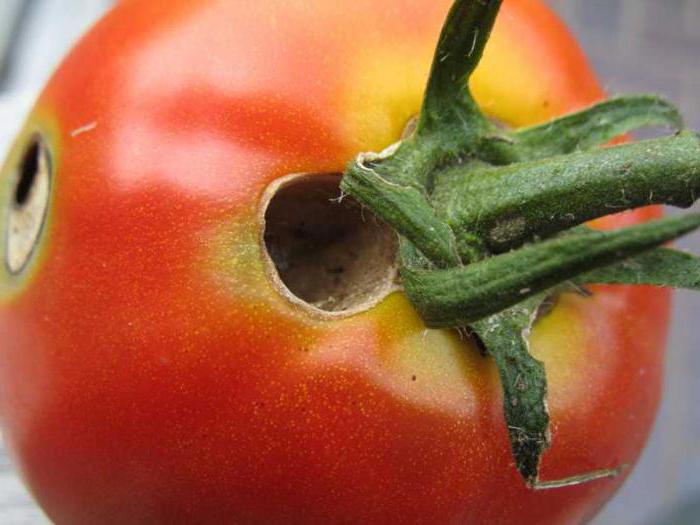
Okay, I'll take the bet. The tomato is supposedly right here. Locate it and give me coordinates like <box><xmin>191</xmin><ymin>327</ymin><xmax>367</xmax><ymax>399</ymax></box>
<box><xmin>0</xmin><ymin>1</ymin><xmax>669</xmax><ymax>524</ymax></box>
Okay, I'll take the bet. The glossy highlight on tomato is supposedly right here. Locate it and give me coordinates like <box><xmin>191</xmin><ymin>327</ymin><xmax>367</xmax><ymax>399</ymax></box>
<box><xmin>0</xmin><ymin>1</ymin><xmax>670</xmax><ymax>523</ymax></box>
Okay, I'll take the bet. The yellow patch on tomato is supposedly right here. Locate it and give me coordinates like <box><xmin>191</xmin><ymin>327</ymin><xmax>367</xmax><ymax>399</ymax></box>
<box><xmin>472</xmin><ymin>27</ymin><xmax>553</xmax><ymax>128</ymax></box>
<box><xmin>336</xmin><ymin>43</ymin><xmax>432</xmax><ymax>153</ymax></box>
<box><xmin>312</xmin><ymin>293</ymin><xmax>498</xmax><ymax>417</ymax></box>
<box><xmin>529</xmin><ymin>293</ymin><xmax>610</xmax><ymax>414</ymax></box>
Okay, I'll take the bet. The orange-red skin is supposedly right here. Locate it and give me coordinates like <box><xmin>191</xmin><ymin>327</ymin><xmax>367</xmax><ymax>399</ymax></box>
<box><xmin>0</xmin><ymin>1</ymin><xmax>669</xmax><ymax>524</ymax></box>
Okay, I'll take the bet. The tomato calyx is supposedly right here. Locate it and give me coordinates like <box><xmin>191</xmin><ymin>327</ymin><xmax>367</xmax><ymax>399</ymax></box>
<box><xmin>340</xmin><ymin>0</ymin><xmax>700</xmax><ymax>488</ymax></box>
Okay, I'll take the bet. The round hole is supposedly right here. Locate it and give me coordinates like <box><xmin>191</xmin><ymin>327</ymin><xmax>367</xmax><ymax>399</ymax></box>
<box><xmin>5</xmin><ymin>136</ymin><xmax>51</xmax><ymax>274</ymax></box>
<box><xmin>261</xmin><ymin>173</ymin><xmax>398</xmax><ymax>316</ymax></box>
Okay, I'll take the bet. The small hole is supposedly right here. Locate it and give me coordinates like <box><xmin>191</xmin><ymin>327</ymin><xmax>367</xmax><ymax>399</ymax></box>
<box><xmin>5</xmin><ymin>136</ymin><xmax>51</xmax><ymax>274</ymax></box>
<box><xmin>262</xmin><ymin>174</ymin><xmax>398</xmax><ymax>315</ymax></box>
<box><xmin>14</xmin><ymin>139</ymin><xmax>41</xmax><ymax>207</ymax></box>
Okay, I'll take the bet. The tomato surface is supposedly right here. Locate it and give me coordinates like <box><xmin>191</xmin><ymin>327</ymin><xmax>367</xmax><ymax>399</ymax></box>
<box><xmin>0</xmin><ymin>1</ymin><xmax>670</xmax><ymax>524</ymax></box>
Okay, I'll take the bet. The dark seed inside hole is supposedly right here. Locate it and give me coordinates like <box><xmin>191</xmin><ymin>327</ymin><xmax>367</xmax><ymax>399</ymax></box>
<box><xmin>14</xmin><ymin>139</ymin><xmax>41</xmax><ymax>207</ymax></box>
<box><xmin>263</xmin><ymin>174</ymin><xmax>398</xmax><ymax>313</ymax></box>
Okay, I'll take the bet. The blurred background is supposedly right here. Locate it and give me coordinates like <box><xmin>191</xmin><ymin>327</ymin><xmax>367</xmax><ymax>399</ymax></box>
<box><xmin>0</xmin><ymin>1</ymin><xmax>698</xmax><ymax>523</ymax></box>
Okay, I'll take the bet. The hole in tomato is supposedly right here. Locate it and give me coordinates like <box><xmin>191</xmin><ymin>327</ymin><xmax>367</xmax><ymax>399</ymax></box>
<box><xmin>6</xmin><ymin>136</ymin><xmax>51</xmax><ymax>275</ymax></box>
<box><xmin>261</xmin><ymin>173</ymin><xmax>398</xmax><ymax>316</ymax></box>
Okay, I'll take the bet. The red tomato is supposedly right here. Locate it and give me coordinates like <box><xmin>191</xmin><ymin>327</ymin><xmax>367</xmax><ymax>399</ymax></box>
<box><xmin>0</xmin><ymin>1</ymin><xmax>669</xmax><ymax>524</ymax></box>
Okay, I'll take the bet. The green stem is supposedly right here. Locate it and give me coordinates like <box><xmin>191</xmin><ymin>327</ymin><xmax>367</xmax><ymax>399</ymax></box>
<box><xmin>417</xmin><ymin>0</ymin><xmax>501</xmax><ymax>136</ymax></box>
<box><xmin>431</xmin><ymin>132</ymin><xmax>700</xmax><ymax>256</ymax></box>
<box><xmin>513</xmin><ymin>94</ymin><xmax>683</xmax><ymax>159</ymax></box>
<box><xmin>402</xmin><ymin>214</ymin><xmax>700</xmax><ymax>326</ymax></box>
<box><xmin>470</xmin><ymin>297</ymin><xmax>550</xmax><ymax>484</ymax></box>
<box><xmin>577</xmin><ymin>247</ymin><xmax>700</xmax><ymax>289</ymax></box>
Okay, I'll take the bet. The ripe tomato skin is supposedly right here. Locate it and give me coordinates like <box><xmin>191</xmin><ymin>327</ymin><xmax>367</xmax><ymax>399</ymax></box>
<box><xmin>0</xmin><ymin>1</ymin><xmax>669</xmax><ymax>524</ymax></box>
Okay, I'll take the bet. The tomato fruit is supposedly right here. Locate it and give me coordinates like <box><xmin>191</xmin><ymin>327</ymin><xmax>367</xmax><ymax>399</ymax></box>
<box><xmin>0</xmin><ymin>0</ymin><xmax>672</xmax><ymax>523</ymax></box>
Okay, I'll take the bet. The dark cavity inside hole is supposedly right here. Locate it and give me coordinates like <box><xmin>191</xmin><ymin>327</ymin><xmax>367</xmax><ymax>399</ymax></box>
<box><xmin>264</xmin><ymin>174</ymin><xmax>398</xmax><ymax>313</ymax></box>
<box><xmin>14</xmin><ymin>139</ymin><xmax>41</xmax><ymax>207</ymax></box>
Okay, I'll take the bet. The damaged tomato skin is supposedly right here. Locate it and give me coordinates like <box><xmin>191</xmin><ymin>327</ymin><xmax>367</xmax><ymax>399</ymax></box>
<box><xmin>0</xmin><ymin>1</ymin><xmax>669</xmax><ymax>524</ymax></box>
